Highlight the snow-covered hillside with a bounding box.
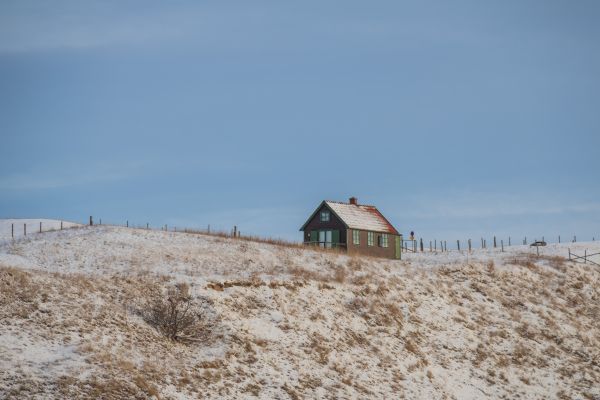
[0,225,598,399]
[0,219,81,241]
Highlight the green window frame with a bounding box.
[367,231,374,246]
[353,230,360,245]
[381,234,389,248]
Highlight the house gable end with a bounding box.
[299,201,349,231]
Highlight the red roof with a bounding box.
[300,199,399,235]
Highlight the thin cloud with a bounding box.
[0,161,144,191]
[390,192,600,220]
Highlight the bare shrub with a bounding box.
[143,283,204,341]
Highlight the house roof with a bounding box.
[300,200,400,235]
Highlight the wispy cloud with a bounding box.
[0,160,145,191]
[0,2,283,54]
[0,2,506,54]
[389,191,600,220]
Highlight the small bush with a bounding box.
[144,283,203,341]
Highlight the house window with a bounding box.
[320,211,330,222]
[353,230,360,245]
[318,230,332,248]
[367,231,374,246]
[381,234,389,248]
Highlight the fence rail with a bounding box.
[568,250,600,267]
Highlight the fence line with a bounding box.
[568,249,600,267]
[6,217,598,262]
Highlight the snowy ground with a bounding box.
[0,222,599,399]
[0,219,81,242]
[402,240,600,268]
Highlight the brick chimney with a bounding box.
[349,197,358,205]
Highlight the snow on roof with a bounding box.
[325,201,399,234]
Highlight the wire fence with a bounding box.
[404,235,596,254]
[4,217,598,263]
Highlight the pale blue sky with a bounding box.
[1,1,599,243]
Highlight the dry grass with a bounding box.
[2,227,600,400]
[0,266,42,319]
[404,339,421,355]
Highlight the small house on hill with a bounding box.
[300,197,402,259]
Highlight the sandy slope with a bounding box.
[0,225,598,399]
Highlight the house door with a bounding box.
[395,236,402,259]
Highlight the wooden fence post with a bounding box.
[468,239,472,252]
[430,241,432,252]
[24,223,26,236]
[420,238,423,252]
[89,216,93,226]
[536,245,539,257]
[39,222,42,233]
[493,236,496,248]
[574,235,576,243]
[457,240,460,251]
[501,240,504,252]
[126,220,128,228]
[61,221,63,230]
[481,238,484,248]
[484,239,486,249]
[234,226,237,238]
[584,250,587,264]
[146,223,149,229]
[434,240,437,251]
[444,241,447,252]
[558,235,560,243]
[208,224,211,234]
[508,236,511,246]
[568,248,571,260]
[99,219,102,225]
[11,223,14,239]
